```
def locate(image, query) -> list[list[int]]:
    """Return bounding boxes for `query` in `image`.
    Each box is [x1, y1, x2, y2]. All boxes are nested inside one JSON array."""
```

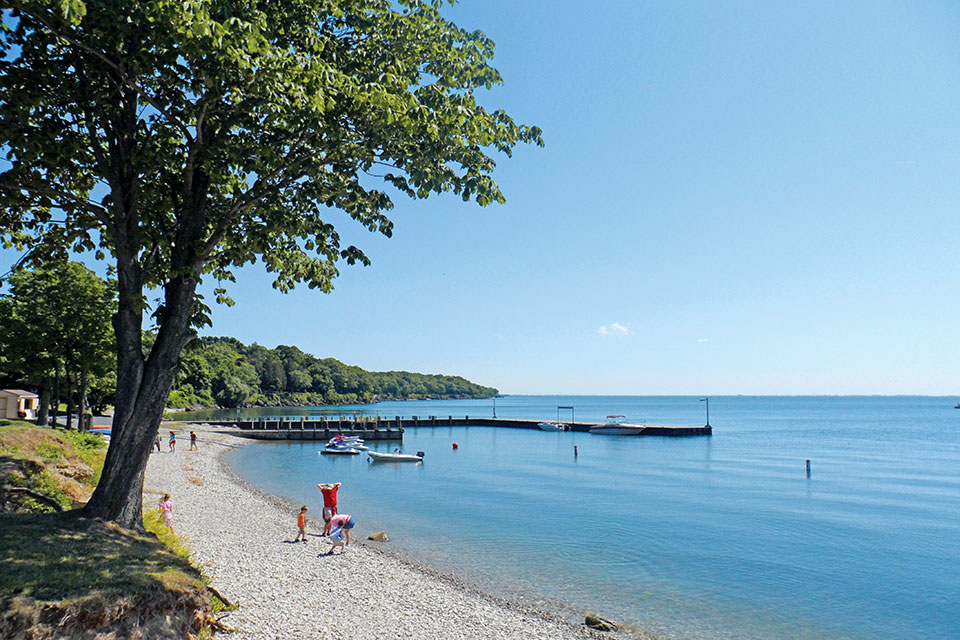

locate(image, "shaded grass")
[[0, 512, 203, 607], [0, 423, 225, 638]]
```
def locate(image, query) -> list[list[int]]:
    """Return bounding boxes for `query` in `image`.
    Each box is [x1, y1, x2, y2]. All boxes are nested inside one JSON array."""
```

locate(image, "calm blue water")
[[220, 396, 960, 640]]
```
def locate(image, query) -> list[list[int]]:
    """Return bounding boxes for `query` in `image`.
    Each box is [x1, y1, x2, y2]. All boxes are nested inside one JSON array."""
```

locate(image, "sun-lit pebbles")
[[144, 426, 623, 640]]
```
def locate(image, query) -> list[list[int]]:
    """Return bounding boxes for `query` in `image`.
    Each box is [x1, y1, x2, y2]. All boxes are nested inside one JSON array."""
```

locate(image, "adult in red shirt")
[[317, 482, 341, 535]]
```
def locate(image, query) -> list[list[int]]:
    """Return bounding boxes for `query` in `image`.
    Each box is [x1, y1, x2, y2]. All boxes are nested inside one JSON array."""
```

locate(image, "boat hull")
[[367, 451, 423, 462], [588, 425, 645, 436], [320, 448, 361, 455], [538, 422, 566, 431]]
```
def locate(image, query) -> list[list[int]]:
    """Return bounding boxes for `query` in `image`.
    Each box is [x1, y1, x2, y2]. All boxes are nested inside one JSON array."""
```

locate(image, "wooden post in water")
[[806, 459, 811, 476]]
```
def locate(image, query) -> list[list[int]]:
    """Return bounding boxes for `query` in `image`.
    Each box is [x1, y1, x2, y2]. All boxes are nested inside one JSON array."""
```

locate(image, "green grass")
[[0, 513, 203, 606], [0, 422, 220, 638], [0, 420, 107, 491], [34, 440, 66, 460], [56, 429, 107, 486]]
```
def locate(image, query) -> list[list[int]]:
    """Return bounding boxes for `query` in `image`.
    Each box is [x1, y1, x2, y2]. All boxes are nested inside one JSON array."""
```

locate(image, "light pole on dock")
[[700, 397, 710, 427]]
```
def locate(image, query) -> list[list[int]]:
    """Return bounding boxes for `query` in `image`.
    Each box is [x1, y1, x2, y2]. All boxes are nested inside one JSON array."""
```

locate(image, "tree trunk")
[[36, 378, 50, 427], [79, 367, 89, 432], [65, 370, 74, 430], [51, 367, 60, 427], [84, 267, 198, 530]]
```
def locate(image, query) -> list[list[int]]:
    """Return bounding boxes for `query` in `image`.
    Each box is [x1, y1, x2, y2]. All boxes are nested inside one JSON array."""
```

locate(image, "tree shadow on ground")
[[0, 510, 200, 606]]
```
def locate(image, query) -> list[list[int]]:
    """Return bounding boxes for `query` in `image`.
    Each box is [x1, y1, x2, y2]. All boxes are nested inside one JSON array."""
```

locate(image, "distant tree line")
[[0, 261, 495, 415], [168, 337, 497, 409]]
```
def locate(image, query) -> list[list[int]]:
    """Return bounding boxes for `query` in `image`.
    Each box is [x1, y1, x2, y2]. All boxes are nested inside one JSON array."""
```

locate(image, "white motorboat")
[[589, 415, 646, 436], [320, 447, 362, 455], [327, 437, 368, 450], [538, 421, 566, 431], [367, 450, 424, 462]]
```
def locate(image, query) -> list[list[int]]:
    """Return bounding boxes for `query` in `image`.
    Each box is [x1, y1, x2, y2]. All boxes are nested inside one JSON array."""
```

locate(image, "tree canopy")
[[168, 336, 496, 408], [0, 0, 540, 528], [0, 258, 115, 427]]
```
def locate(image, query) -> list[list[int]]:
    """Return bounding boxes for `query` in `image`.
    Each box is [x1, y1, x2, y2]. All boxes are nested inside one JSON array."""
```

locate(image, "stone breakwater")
[[144, 427, 629, 640]]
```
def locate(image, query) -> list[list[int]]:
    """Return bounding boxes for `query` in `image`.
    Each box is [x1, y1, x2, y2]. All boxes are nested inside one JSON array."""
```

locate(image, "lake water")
[[214, 396, 960, 640]]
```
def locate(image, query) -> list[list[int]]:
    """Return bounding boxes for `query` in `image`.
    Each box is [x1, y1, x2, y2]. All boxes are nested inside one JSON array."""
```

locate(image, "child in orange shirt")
[[295, 505, 309, 542]]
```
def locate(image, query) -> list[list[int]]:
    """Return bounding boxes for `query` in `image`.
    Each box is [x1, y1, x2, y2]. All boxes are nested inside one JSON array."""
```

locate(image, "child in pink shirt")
[[158, 493, 174, 533]]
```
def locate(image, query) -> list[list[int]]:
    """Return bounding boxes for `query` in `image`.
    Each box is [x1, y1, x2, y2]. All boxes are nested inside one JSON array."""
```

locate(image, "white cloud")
[[597, 322, 631, 338], [697, 338, 709, 343]]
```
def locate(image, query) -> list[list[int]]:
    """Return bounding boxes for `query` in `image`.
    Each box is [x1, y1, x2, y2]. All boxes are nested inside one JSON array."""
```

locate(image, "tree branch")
[[3, 486, 64, 512], [23, 9, 194, 144], [0, 181, 114, 232], [198, 130, 318, 260]]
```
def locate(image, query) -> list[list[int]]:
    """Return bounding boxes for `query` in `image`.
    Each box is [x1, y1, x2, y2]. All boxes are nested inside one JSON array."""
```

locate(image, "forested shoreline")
[[168, 337, 497, 410]]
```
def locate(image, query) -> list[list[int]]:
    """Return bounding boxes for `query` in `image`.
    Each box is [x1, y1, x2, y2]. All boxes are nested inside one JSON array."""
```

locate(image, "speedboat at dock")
[[538, 421, 567, 431], [326, 436, 368, 450], [589, 415, 646, 436]]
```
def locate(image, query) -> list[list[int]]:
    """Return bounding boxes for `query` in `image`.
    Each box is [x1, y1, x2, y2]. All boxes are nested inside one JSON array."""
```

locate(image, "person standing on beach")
[[189, 431, 198, 451], [329, 513, 356, 546], [168, 431, 176, 452], [158, 493, 174, 533], [155, 433, 161, 452], [295, 505, 309, 542], [317, 482, 341, 535]]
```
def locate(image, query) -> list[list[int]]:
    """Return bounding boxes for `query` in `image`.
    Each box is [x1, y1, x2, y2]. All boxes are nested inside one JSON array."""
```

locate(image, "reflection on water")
[[227, 396, 960, 640]]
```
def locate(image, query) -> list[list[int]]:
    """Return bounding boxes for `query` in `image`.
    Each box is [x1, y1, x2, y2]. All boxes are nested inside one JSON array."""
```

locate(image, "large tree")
[[0, 257, 115, 428], [0, 0, 541, 528]]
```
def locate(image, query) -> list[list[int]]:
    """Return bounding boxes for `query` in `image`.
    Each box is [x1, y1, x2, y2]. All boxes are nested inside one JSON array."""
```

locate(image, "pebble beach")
[[144, 426, 630, 640]]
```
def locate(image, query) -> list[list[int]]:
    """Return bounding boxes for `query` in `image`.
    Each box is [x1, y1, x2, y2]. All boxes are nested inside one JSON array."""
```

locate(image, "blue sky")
[[5, 1, 960, 394]]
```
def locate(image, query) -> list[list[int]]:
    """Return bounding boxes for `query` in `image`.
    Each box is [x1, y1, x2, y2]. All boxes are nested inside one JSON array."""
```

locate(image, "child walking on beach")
[[189, 431, 198, 450], [168, 431, 176, 452], [295, 506, 309, 542], [158, 493, 174, 533]]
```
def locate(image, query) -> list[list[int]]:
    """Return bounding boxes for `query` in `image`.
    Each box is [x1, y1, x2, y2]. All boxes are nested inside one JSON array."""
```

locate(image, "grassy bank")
[[0, 420, 223, 638]]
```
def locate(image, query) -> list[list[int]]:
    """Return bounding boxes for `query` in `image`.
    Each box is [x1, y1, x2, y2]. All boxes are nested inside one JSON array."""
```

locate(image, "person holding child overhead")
[[317, 482, 341, 535]]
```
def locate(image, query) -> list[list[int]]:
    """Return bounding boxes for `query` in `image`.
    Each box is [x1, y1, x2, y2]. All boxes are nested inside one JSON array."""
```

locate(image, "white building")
[[0, 389, 39, 420]]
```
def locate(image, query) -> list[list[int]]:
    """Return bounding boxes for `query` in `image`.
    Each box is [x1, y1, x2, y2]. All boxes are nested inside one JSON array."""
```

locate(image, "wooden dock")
[[197, 415, 711, 441]]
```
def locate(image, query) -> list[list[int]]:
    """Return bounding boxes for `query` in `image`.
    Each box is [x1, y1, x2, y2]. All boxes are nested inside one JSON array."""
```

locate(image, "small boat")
[[589, 415, 646, 436], [319, 447, 362, 455], [331, 442, 368, 451], [955, 403, 960, 409], [327, 437, 368, 450], [367, 450, 424, 462], [538, 421, 566, 431], [329, 435, 365, 444]]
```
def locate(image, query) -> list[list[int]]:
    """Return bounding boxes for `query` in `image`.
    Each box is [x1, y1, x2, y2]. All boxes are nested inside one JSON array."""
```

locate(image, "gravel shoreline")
[[144, 426, 636, 640]]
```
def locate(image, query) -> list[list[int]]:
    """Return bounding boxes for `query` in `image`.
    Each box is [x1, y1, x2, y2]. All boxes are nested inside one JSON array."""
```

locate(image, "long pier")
[[196, 415, 711, 441]]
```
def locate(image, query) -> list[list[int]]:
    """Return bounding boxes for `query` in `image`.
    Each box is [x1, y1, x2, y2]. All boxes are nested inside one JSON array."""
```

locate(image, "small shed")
[[0, 389, 39, 420]]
